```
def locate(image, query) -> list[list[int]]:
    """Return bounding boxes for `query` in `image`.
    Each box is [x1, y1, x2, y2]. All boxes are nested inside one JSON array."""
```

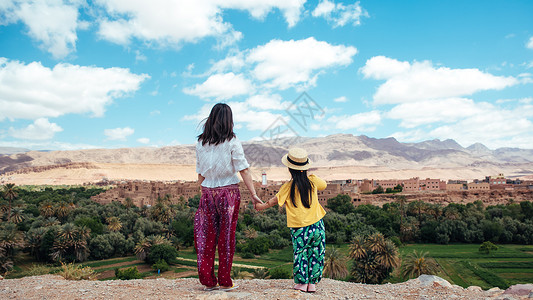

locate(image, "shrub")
[[58, 263, 96, 280], [239, 236, 272, 255], [27, 264, 54, 276], [240, 252, 254, 259], [479, 241, 498, 254], [269, 266, 292, 279], [115, 266, 142, 280], [152, 259, 170, 273], [147, 244, 178, 264]]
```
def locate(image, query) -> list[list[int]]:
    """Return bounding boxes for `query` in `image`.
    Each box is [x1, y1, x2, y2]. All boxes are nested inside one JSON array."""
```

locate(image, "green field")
[[396, 244, 533, 289], [7, 244, 533, 288]]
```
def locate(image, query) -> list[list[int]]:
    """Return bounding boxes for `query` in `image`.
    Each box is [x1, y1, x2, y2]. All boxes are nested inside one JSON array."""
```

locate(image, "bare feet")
[[307, 284, 316, 293]]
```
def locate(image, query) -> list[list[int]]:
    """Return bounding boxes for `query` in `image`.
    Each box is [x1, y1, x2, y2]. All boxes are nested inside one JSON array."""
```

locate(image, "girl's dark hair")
[[198, 103, 236, 146], [289, 168, 314, 208]]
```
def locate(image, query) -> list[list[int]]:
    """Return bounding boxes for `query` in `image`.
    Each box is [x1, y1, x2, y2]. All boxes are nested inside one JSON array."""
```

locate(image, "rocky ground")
[[1, 274, 532, 300]]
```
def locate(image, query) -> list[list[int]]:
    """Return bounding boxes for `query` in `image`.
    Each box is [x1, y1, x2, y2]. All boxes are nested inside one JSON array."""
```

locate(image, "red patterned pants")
[[194, 184, 240, 287]]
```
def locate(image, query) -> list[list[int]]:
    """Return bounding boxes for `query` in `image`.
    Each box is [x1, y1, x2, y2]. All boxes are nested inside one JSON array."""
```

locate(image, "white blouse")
[[196, 137, 250, 188]]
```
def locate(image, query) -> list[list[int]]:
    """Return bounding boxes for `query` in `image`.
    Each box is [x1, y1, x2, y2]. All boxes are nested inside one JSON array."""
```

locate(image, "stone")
[[504, 284, 533, 296], [529, 291, 533, 298], [417, 275, 452, 288], [488, 287, 501, 292], [467, 286, 482, 292]]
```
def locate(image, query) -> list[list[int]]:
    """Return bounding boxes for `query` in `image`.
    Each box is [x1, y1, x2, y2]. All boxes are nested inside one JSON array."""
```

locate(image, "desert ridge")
[[2, 162, 532, 186]]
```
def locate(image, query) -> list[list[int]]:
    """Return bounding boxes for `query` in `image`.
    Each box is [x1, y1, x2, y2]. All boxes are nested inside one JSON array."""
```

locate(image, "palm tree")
[[323, 246, 349, 280], [365, 232, 386, 253], [349, 234, 400, 284], [375, 240, 400, 269], [43, 217, 60, 227], [55, 202, 71, 220], [401, 250, 437, 279], [106, 217, 122, 232], [253, 268, 270, 279], [40, 201, 55, 218], [243, 227, 258, 239], [134, 237, 151, 261], [0, 223, 24, 273], [3, 184, 18, 221], [124, 197, 134, 209], [349, 235, 366, 259], [9, 207, 24, 224]]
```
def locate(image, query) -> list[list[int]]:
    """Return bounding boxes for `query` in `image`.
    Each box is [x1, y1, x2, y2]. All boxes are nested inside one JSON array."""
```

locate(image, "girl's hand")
[[254, 202, 264, 211], [252, 194, 264, 205]]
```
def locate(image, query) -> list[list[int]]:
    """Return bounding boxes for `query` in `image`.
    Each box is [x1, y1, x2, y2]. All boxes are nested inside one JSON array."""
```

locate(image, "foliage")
[[0, 222, 24, 274], [349, 233, 400, 284], [147, 243, 178, 264], [253, 268, 270, 279], [479, 241, 498, 254], [151, 259, 170, 272], [401, 250, 437, 279], [372, 185, 384, 194], [237, 236, 272, 255], [114, 266, 142, 280], [323, 246, 349, 280], [326, 194, 355, 214], [170, 212, 194, 247], [58, 263, 97, 280], [269, 266, 292, 279]]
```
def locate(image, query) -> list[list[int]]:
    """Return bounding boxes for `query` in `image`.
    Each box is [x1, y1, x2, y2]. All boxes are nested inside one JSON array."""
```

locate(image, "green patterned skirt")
[[290, 219, 326, 284]]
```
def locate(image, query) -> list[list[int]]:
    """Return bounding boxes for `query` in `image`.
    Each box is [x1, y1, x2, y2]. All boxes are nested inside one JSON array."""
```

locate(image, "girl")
[[255, 147, 327, 293], [195, 103, 262, 291]]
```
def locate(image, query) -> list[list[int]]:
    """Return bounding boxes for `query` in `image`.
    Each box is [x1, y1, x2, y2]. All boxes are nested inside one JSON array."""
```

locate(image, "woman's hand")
[[252, 194, 264, 205], [254, 202, 265, 211]]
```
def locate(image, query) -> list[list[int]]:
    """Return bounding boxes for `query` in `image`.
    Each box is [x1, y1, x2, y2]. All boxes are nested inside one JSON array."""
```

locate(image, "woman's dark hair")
[[289, 168, 314, 208], [198, 103, 236, 146]]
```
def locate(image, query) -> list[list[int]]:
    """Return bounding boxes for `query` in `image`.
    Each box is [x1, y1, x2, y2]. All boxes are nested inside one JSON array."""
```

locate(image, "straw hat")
[[281, 148, 311, 170]]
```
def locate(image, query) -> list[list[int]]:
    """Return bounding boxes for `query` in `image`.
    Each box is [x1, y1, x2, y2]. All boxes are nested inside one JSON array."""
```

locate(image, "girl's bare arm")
[[255, 195, 277, 211]]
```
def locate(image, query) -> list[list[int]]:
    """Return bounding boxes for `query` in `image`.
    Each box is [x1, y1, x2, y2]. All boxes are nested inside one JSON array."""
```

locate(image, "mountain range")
[[1, 134, 533, 175]]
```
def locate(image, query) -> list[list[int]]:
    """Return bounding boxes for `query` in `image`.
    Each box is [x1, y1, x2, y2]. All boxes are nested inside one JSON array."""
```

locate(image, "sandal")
[[220, 284, 238, 291], [307, 284, 316, 293], [203, 285, 219, 291]]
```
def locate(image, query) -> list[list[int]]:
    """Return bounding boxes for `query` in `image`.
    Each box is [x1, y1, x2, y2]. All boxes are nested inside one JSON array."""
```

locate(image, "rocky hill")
[[2, 275, 531, 300], [2, 134, 533, 178]]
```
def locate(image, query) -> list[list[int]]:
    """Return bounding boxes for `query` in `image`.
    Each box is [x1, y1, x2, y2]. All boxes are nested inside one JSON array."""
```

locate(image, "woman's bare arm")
[[239, 168, 263, 204]]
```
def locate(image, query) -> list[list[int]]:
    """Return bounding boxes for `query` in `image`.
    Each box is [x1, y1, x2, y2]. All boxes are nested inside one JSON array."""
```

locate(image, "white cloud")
[[361, 56, 519, 104], [333, 96, 347, 103], [0, 58, 149, 121], [247, 37, 358, 90], [527, 36, 533, 50], [183, 72, 254, 100], [8, 118, 63, 140], [0, 0, 84, 59], [328, 111, 381, 131], [312, 0, 368, 27], [387, 98, 484, 128], [95, 0, 305, 48], [183, 101, 286, 132], [137, 137, 150, 144], [391, 100, 533, 149], [104, 127, 134, 141], [245, 93, 289, 110]]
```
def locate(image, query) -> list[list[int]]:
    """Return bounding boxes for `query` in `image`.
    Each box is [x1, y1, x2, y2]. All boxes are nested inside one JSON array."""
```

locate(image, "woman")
[[194, 103, 262, 291]]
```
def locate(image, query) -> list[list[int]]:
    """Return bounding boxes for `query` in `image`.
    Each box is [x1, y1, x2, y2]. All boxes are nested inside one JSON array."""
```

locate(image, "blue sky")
[[0, 0, 532, 151]]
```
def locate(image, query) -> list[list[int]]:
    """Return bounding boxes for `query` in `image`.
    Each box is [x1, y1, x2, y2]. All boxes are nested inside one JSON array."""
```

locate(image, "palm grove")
[[1, 184, 533, 283]]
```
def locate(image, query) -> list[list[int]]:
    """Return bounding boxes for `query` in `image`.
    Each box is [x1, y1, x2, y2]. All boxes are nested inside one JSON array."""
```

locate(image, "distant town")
[[90, 173, 533, 209]]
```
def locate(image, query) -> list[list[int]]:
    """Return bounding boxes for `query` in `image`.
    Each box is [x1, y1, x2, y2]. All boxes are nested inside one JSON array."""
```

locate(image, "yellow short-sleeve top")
[[276, 174, 327, 228]]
